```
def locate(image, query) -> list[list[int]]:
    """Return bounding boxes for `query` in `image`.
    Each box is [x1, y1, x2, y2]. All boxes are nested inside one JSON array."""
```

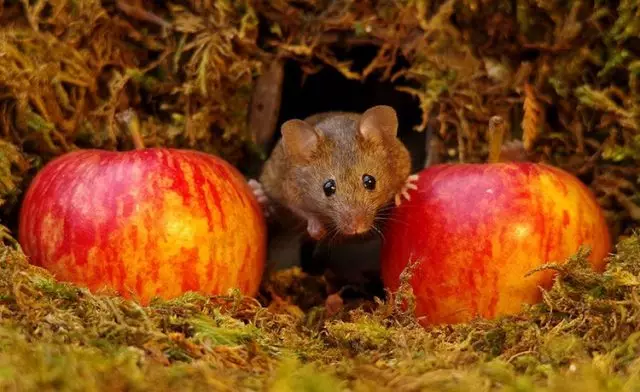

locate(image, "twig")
[[507, 350, 536, 363], [116, 0, 171, 29], [116, 109, 145, 150], [488, 116, 506, 163]]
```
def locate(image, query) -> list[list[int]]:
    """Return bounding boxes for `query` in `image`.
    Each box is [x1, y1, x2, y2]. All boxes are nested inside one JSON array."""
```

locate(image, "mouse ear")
[[358, 105, 398, 141], [281, 119, 321, 160]]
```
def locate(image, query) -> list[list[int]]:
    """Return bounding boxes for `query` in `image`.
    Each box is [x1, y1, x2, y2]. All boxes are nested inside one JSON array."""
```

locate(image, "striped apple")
[[18, 148, 267, 304], [381, 162, 611, 326]]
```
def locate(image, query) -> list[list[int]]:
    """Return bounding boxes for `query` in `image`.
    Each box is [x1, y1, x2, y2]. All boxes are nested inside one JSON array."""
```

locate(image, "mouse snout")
[[339, 211, 374, 236]]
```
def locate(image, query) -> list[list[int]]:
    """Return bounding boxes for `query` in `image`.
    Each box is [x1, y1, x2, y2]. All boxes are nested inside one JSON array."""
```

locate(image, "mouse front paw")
[[306, 216, 327, 241], [394, 174, 420, 206], [248, 179, 275, 217], [325, 293, 344, 316]]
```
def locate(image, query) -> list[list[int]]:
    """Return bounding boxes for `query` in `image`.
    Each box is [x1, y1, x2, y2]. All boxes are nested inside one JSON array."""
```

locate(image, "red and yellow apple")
[[18, 148, 266, 304], [380, 162, 611, 326]]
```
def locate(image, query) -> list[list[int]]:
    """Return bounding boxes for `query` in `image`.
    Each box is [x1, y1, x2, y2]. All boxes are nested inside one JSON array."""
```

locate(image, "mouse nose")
[[342, 214, 372, 235]]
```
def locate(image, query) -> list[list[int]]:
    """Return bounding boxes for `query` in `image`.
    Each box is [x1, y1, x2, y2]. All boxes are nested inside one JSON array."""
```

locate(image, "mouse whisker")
[[374, 216, 410, 227], [371, 224, 386, 243], [328, 230, 341, 247], [377, 206, 395, 215], [322, 223, 340, 246], [376, 215, 409, 223]]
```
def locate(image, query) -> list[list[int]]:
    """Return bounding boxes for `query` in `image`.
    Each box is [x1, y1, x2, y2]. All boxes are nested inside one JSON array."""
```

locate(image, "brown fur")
[[259, 106, 412, 236]]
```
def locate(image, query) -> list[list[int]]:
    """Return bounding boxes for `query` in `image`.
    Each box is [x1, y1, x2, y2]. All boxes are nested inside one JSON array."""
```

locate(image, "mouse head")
[[280, 105, 408, 237]]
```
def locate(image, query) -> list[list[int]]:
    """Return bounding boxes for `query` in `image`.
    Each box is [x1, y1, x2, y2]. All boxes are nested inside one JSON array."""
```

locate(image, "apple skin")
[[18, 148, 267, 304], [380, 162, 611, 326]]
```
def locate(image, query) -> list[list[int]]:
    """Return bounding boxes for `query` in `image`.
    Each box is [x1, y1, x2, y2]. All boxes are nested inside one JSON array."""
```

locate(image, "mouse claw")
[[248, 179, 275, 217], [394, 174, 419, 206]]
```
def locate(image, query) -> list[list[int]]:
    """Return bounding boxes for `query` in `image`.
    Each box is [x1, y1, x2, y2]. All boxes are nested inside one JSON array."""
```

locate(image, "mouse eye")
[[362, 174, 376, 190], [323, 179, 336, 197]]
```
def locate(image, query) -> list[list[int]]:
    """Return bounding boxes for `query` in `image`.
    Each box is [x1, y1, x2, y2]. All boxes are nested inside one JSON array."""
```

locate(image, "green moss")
[[266, 357, 345, 392], [0, 234, 637, 388]]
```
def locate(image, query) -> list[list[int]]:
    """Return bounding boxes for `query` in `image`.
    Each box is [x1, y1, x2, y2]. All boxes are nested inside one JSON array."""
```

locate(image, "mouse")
[[248, 105, 418, 315], [248, 105, 418, 242]]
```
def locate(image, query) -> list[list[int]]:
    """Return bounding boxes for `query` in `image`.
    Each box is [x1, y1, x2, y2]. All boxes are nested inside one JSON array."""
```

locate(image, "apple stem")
[[116, 109, 146, 150], [488, 116, 506, 163]]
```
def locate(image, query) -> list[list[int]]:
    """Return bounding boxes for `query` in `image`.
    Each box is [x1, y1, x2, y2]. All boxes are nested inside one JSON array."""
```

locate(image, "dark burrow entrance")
[[265, 45, 427, 174], [255, 45, 427, 302]]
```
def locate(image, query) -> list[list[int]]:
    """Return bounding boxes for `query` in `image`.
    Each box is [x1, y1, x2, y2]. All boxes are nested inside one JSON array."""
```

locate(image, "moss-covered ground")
[[0, 233, 638, 391]]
